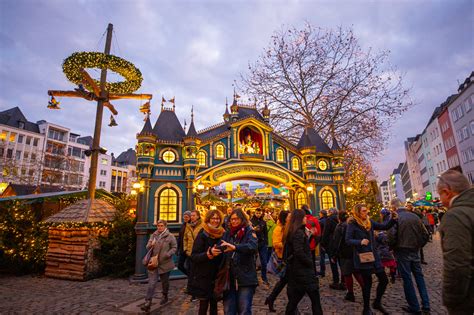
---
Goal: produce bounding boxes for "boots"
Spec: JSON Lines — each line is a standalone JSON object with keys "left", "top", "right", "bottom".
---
{"left": 344, "top": 292, "right": 355, "bottom": 302}
{"left": 264, "top": 297, "right": 276, "bottom": 312}
{"left": 372, "top": 302, "right": 389, "bottom": 315}
{"left": 141, "top": 300, "right": 151, "bottom": 312}
{"left": 160, "top": 293, "right": 169, "bottom": 305}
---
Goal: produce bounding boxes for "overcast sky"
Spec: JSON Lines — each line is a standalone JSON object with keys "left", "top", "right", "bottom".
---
{"left": 0, "top": 0, "right": 472, "bottom": 182}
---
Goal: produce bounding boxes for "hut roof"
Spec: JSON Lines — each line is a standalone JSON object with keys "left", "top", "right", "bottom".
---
{"left": 45, "top": 199, "right": 116, "bottom": 223}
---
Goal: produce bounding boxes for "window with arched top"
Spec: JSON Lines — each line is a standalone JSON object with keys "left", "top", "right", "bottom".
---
{"left": 297, "top": 191, "right": 306, "bottom": 209}
{"left": 276, "top": 148, "right": 285, "bottom": 162}
{"left": 321, "top": 190, "right": 335, "bottom": 210}
{"left": 197, "top": 151, "right": 207, "bottom": 167}
{"left": 292, "top": 157, "right": 300, "bottom": 171}
{"left": 215, "top": 143, "right": 225, "bottom": 159}
{"left": 157, "top": 188, "right": 179, "bottom": 223}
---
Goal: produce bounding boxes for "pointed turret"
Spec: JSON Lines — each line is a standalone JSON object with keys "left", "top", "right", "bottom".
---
{"left": 152, "top": 107, "right": 185, "bottom": 142}
{"left": 331, "top": 137, "right": 341, "bottom": 151}
{"left": 186, "top": 106, "right": 198, "bottom": 137}
{"left": 297, "top": 126, "right": 331, "bottom": 153}
{"left": 223, "top": 98, "right": 230, "bottom": 122}
{"left": 139, "top": 116, "right": 153, "bottom": 135}
{"left": 262, "top": 98, "right": 270, "bottom": 122}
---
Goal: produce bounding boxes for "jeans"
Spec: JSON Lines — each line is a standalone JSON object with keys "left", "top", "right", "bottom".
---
{"left": 146, "top": 270, "right": 170, "bottom": 301}
{"left": 257, "top": 244, "right": 268, "bottom": 282}
{"left": 177, "top": 252, "right": 188, "bottom": 275}
{"left": 223, "top": 286, "right": 256, "bottom": 315}
{"left": 319, "top": 247, "right": 326, "bottom": 275}
{"left": 360, "top": 269, "right": 388, "bottom": 310}
{"left": 329, "top": 258, "right": 340, "bottom": 284}
{"left": 395, "top": 249, "right": 430, "bottom": 311}
{"left": 199, "top": 298, "right": 218, "bottom": 315}
{"left": 285, "top": 284, "right": 323, "bottom": 315}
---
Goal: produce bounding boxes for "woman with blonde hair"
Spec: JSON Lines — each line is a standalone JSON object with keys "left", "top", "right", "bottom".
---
{"left": 345, "top": 204, "right": 397, "bottom": 315}
{"left": 187, "top": 209, "right": 226, "bottom": 315}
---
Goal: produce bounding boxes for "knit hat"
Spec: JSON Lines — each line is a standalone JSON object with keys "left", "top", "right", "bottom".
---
{"left": 183, "top": 210, "right": 192, "bottom": 217}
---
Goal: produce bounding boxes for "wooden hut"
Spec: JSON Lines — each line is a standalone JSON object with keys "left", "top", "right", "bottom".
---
{"left": 44, "top": 199, "right": 116, "bottom": 281}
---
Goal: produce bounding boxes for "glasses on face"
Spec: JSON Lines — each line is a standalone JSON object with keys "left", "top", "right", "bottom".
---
{"left": 210, "top": 217, "right": 220, "bottom": 221}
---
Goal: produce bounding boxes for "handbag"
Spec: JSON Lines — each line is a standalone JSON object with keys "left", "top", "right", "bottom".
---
{"left": 267, "top": 251, "right": 287, "bottom": 278}
{"left": 147, "top": 255, "right": 159, "bottom": 270}
{"left": 142, "top": 248, "right": 153, "bottom": 266}
{"left": 213, "top": 256, "right": 230, "bottom": 301}
{"left": 359, "top": 251, "right": 375, "bottom": 263}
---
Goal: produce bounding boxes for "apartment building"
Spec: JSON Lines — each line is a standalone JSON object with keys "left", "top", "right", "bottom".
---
{"left": 404, "top": 135, "right": 423, "bottom": 199}
{"left": 400, "top": 161, "right": 412, "bottom": 200}
{"left": 388, "top": 163, "right": 405, "bottom": 201}
{"left": 449, "top": 72, "right": 474, "bottom": 183}
{"left": 379, "top": 180, "right": 390, "bottom": 206}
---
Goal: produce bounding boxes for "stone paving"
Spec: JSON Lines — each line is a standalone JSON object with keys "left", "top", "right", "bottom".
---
{"left": 0, "top": 233, "right": 447, "bottom": 314}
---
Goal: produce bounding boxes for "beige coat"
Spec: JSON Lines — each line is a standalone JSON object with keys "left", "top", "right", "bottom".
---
{"left": 183, "top": 220, "right": 203, "bottom": 256}
{"left": 146, "top": 229, "right": 177, "bottom": 274}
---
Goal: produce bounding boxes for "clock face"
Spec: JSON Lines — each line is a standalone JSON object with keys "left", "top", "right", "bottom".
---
{"left": 163, "top": 150, "right": 176, "bottom": 163}
{"left": 318, "top": 160, "right": 328, "bottom": 171}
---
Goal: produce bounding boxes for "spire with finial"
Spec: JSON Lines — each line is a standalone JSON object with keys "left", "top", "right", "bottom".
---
{"left": 330, "top": 123, "right": 342, "bottom": 151}
{"left": 231, "top": 89, "right": 239, "bottom": 114}
{"left": 223, "top": 97, "right": 230, "bottom": 122}
{"left": 186, "top": 105, "right": 197, "bottom": 137}
{"left": 262, "top": 97, "right": 270, "bottom": 121}
{"left": 139, "top": 115, "right": 153, "bottom": 135}
{"left": 183, "top": 119, "right": 187, "bottom": 133}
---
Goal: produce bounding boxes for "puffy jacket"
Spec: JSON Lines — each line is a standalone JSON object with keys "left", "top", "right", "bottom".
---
{"left": 250, "top": 216, "right": 267, "bottom": 246}
{"left": 272, "top": 223, "right": 285, "bottom": 259}
{"left": 183, "top": 220, "right": 203, "bottom": 256}
{"left": 321, "top": 214, "right": 338, "bottom": 251}
{"left": 266, "top": 219, "right": 276, "bottom": 247}
{"left": 187, "top": 229, "right": 223, "bottom": 299}
{"left": 222, "top": 225, "right": 258, "bottom": 287}
{"left": 345, "top": 219, "right": 396, "bottom": 270}
{"left": 305, "top": 214, "right": 321, "bottom": 250}
{"left": 146, "top": 229, "right": 177, "bottom": 274}
{"left": 286, "top": 225, "right": 318, "bottom": 291}
{"left": 439, "top": 188, "right": 474, "bottom": 311}
{"left": 388, "top": 208, "right": 429, "bottom": 250}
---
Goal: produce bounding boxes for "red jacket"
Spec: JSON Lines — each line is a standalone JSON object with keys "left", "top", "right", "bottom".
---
{"left": 426, "top": 213, "right": 435, "bottom": 225}
{"left": 305, "top": 214, "right": 321, "bottom": 250}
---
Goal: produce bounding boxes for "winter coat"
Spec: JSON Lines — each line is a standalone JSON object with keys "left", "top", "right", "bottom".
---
{"left": 388, "top": 208, "right": 429, "bottom": 250}
{"left": 187, "top": 229, "right": 223, "bottom": 299}
{"left": 286, "top": 225, "right": 318, "bottom": 291}
{"left": 183, "top": 220, "right": 203, "bottom": 256}
{"left": 272, "top": 223, "right": 285, "bottom": 259}
{"left": 250, "top": 216, "right": 267, "bottom": 247}
{"left": 439, "top": 188, "right": 474, "bottom": 311}
{"left": 345, "top": 219, "right": 396, "bottom": 271}
{"left": 330, "top": 222, "right": 352, "bottom": 259}
{"left": 266, "top": 219, "right": 276, "bottom": 247}
{"left": 222, "top": 225, "right": 258, "bottom": 287}
{"left": 146, "top": 229, "right": 177, "bottom": 274}
{"left": 375, "top": 231, "right": 395, "bottom": 261}
{"left": 305, "top": 214, "right": 321, "bottom": 250}
{"left": 321, "top": 214, "right": 338, "bottom": 251}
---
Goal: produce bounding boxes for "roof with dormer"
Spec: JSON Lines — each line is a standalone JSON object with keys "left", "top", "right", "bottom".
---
{"left": 0, "top": 107, "right": 40, "bottom": 133}
{"left": 297, "top": 127, "right": 331, "bottom": 153}
{"left": 152, "top": 109, "right": 186, "bottom": 142}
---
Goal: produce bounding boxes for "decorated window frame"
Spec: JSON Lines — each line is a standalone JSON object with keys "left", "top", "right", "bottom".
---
{"left": 319, "top": 187, "right": 336, "bottom": 210}
{"left": 159, "top": 147, "right": 179, "bottom": 164}
{"left": 276, "top": 148, "right": 285, "bottom": 163}
{"left": 291, "top": 157, "right": 300, "bottom": 171}
{"left": 154, "top": 184, "right": 182, "bottom": 224}
{"left": 197, "top": 150, "right": 207, "bottom": 167}
{"left": 214, "top": 143, "right": 226, "bottom": 159}
{"left": 317, "top": 158, "right": 329, "bottom": 171}
{"left": 296, "top": 190, "right": 307, "bottom": 209}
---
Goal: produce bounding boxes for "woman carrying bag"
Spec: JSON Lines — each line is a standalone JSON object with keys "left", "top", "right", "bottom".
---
{"left": 345, "top": 204, "right": 397, "bottom": 315}
{"left": 141, "top": 220, "right": 177, "bottom": 312}
{"left": 187, "top": 209, "right": 225, "bottom": 315}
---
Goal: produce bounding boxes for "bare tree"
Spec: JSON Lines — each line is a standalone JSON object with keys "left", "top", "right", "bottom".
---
{"left": 241, "top": 24, "right": 412, "bottom": 157}
{"left": 0, "top": 141, "right": 42, "bottom": 185}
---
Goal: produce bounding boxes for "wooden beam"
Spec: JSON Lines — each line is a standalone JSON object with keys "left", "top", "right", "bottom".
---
{"left": 103, "top": 101, "right": 118, "bottom": 115}
{"left": 80, "top": 69, "right": 100, "bottom": 97}
{"left": 48, "top": 90, "right": 94, "bottom": 100}
{"left": 109, "top": 93, "right": 153, "bottom": 101}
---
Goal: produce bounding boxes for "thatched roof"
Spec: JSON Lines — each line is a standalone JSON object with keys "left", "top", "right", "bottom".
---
{"left": 45, "top": 199, "right": 116, "bottom": 223}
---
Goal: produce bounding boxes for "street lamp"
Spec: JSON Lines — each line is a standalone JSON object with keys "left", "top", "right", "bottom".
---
{"left": 306, "top": 185, "right": 314, "bottom": 193}
{"left": 197, "top": 184, "right": 205, "bottom": 191}
{"left": 346, "top": 186, "right": 353, "bottom": 193}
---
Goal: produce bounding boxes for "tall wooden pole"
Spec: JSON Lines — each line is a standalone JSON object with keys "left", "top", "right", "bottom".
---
{"left": 88, "top": 23, "right": 113, "bottom": 201}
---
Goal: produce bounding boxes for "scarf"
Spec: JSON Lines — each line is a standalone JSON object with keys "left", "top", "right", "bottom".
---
{"left": 189, "top": 219, "right": 201, "bottom": 228}
{"left": 352, "top": 213, "right": 372, "bottom": 231}
{"left": 203, "top": 223, "right": 224, "bottom": 239}
{"left": 230, "top": 224, "right": 246, "bottom": 242}
{"left": 153, "top": 228, "right": 169, "bottom": 241}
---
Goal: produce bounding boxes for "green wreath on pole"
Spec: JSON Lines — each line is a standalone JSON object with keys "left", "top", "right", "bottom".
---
{"left": 62, "top": 52, "right": 143, "bottom": 94}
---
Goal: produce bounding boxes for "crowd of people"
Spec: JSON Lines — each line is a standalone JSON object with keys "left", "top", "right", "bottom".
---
{"left": 139, "top": 169, "right": 473, "bottom": 315}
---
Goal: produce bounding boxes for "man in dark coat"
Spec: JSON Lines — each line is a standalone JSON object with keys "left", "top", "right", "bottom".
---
{"left": 250, "top": 208, "right": 269, "bottom": 285}
{"left": 388, "top": 198, "right": 430, "bottom": 314}
{"left": 321, "top": 207, "right": 344, "bottom": 290}
{"left": 437, "top": 170, "right": 474, "bottom": 315}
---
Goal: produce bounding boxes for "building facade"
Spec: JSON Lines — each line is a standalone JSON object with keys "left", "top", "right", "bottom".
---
{"left": 449, "top": 72, "right": 474, "bottom": 183}
{"left": 379, "top": 180, "right": 390, "bottom": 206}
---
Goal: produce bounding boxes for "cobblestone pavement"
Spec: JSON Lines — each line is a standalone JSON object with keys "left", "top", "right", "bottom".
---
{"left": 0, "top": 233, "right": 447, "bottom": 314}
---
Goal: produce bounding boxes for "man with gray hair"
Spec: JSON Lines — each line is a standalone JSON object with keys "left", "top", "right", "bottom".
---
{"left": 437, "top": 170, "right": 474, "bottom": 315}
{"left": 388, "top": 198, "right": 430, "bottom": 314}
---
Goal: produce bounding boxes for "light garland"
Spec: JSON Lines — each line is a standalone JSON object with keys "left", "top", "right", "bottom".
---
{"left": 62, "top": 52, "right": 143, "bottom": 94}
